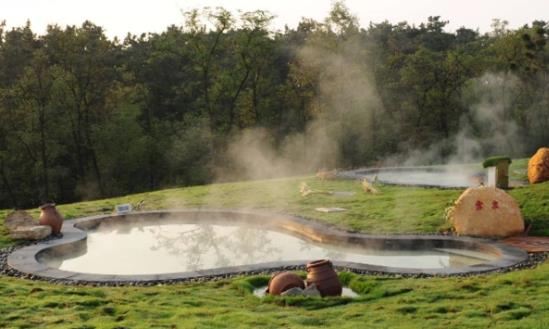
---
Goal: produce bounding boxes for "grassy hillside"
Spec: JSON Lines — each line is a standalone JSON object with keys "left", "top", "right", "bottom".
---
{"left": 0, "top": 264, "right": 547, "bottom": 328}
{"left": 2, "top": 161, "right": 547, "bottom": 249}
{"left": 0, "top": 159, "right": 548, "bottom": 328}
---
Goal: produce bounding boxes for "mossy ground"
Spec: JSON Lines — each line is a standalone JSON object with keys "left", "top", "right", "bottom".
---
{"left": 0, "top": 264, "right": 547, "bottom": 328}
{"left": 0, "top": 159, "right": 548, "bottom": 328}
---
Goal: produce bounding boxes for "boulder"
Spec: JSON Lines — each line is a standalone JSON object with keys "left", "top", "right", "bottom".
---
{"left": 451, "top": 186, "right": 524, "bottom": 238}
{"left": 280, "top": 287, "right": 305, "bottom": 296}
{"left": 528, "top": 147, "right": 549, "bottom": 184}
{"left": 280, "top": 284, "right": 321, "bottom": 297}
{"left": 302, "top": 283, "right": 322, "bottom": 297}
{"left": 10, "top": 225, "right": 52, "bottom": 240}
{"left": 5, "top": 210, "right": 36, "bottom": 231}
{"left": 316, "top": 169, "right": 337, "bottom": 180}
{"left": 5, "top": 210, "right": 52, "bottom": 240}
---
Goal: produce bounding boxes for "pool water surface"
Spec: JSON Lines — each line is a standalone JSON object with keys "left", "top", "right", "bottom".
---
{"left": 39, "top": 221, "right": 497, "bottom": 275}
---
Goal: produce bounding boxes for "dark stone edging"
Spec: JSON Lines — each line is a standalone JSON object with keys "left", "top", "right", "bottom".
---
{"left": 0, "top": 245, "right": 546, "bottom": 287}
{"left": 4, "top": 209, "right": 532, "bottom": 286}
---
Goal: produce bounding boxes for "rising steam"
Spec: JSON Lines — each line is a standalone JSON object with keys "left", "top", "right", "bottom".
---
{"left": 385, "top": 72, "right": 526, "bottom": 166}
{"left": 215, "top": 32, "right": 382, "bottom": 181}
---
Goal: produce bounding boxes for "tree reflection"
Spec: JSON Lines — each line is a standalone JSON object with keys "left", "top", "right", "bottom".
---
{"left": 148, "top": 224, "right": 284, "bottom": 271}
{"left": 94, "top": 220, "right": 355, "bottom": 271}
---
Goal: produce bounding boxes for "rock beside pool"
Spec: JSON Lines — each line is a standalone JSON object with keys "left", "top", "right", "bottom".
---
{"left": 528, "top": 147, "right": 549, "bottom": 184}
{"left": 5, "top": 211, "right": 36, "bottom": 231}
{"left": 451, "top": 187, "right": 524, "bottom": 238}
{"left": 316, "top": 169, "right": 337, "bottom": 180}
{"left": 5, "top": 210, "right": 52, "bottom": 240}
{"left": 10, "top": 225, "right": 52, "bottom": 240}
{"left": 280, "top": 283, "right": 321, "bottom": 297}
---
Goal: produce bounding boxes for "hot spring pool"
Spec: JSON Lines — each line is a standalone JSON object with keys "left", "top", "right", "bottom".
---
{"left": 339, "top": 165, "right": 485, "bottom": 188}
{"left": 39, "top": 222, "right": 497, "bottom": 275}
{"left": 8, "top": 211, "right": 527, "bottom": 283}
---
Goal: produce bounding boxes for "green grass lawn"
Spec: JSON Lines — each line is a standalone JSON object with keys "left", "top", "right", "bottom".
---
{"left": 1, "top": 159, "right": 548, "bottom": 328}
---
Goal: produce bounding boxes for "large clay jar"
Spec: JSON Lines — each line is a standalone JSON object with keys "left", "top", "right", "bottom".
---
{"left": 266, "top": 272, "right": 305, "bottom": 295}
{"left": 39, "top": 203, "right": 63, "bottom": 235}
{"left": 306, "top": 259, "right": 342, "bottom": 297}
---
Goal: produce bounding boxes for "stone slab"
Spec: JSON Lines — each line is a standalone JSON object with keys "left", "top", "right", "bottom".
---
{"left": 501, "top": 236, "right": 549, "bottom": 253}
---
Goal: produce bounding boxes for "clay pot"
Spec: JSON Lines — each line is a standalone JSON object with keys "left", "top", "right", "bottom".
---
{"left": 306, "top": 259, "right": 342, "bottom": 297}
{"left": 266, "top": 271, "right": 305, "bottom": 296}
{"left": 39, "top": 203, "right": 63, "bottom": 235}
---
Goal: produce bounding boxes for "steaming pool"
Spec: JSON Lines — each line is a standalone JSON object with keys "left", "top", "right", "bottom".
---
{"left": 8, "top": 211, "right": 527, "bottom": 283}
{"left": 338, "top": 165, "right": 486, "bottom": 188}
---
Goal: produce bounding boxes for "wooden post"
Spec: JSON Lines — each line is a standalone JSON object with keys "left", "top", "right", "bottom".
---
{"left": 495, "top": 161, "right": 510, "bottom": 189}
{"left": 483, "top": 156, "right": 512, "bottom": 190}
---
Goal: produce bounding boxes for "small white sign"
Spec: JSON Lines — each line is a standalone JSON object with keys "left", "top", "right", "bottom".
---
{"left": 115, "top": 204, "right": 133, "bottom": 214}
{"left": 487, "top": 167, "right": 496, "bottom": 187}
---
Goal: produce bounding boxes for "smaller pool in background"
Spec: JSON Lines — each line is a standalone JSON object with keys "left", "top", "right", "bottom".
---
{"left": 339, "top": 165, "right": 485, "bottom": 188}
{"left": 39, "top": 221, "right": 497, "bottom": 275}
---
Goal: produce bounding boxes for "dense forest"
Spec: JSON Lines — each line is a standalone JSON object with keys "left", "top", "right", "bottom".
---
{"left": 1, "top": 2, "right": 548, "bottom": 208}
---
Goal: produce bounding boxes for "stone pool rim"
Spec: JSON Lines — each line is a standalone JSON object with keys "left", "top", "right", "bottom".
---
{"left": 7, "top": 209, "right": 528, "bottom": 283}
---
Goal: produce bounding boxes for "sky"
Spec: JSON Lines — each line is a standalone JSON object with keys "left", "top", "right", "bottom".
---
{"left": 2, "top": 0, "right": 548, "bottom": 39}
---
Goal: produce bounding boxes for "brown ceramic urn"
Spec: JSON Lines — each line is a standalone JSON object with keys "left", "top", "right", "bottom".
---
{"left": 266, "top": 271, "right": 305, "bottom": 295}
{"left": 306, "top": 259, "right": 342, "bottom": 297}
{"left": 39, "top": 203, "right": 63, "bottom": 235}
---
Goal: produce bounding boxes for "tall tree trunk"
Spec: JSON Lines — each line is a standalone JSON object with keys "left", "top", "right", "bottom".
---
{"left": 38, "top": 103, "right": 49, "bottom": 199}
{"left": 88, "top": 145, "right": 103, "bottom": 194}
{"left": 67, "top": 86, "right": 86, "bottom": 178}
{"left": 252, "top": 68, "right": 261, "bottom": 123}
{"left": 34, "top": 65, "right": 50, "bottom": 200}
{"left": 228, "top": 65, "right": 251, "bottom": 130}
{"left": 148, "top": 151, "right": 156, "bottom": 190}
{"left": 83, "top": 102, "right": 104, "bottom": 195}
{"left": 0, "top": 159, "right": 18, "bottom": 207}
{"left": 201, "top": 28, "right": 225, "bottom": 132}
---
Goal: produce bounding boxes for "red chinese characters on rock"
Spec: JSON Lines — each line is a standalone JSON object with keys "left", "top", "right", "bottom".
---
{"left": 474, "top": 200, "right": 500, "bottom": 211}
{"left": 452, "top": 186, "right": 524, "bottom": 237}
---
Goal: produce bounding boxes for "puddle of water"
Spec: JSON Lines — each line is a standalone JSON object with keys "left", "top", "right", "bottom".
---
{"left": 40, "top": 222, "right": 497, "bottom": 275}
{"left": 253, "top": 285, "right": 359, "bottom": 298}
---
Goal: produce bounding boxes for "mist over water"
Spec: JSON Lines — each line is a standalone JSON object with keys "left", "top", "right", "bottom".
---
{"left": 384, "top": 72, "right": 527, "bottom": 167}
{"left": 163, "top": 5, "right": 549, "bottom": 201}
{"left": 215, "top": 32, "right": 383, "bottom": 182}
{"left": 216, "top": 49, "right": 534, "bottom": 182}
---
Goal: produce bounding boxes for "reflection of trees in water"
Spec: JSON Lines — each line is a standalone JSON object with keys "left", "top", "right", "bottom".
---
{"left": 104, "top": 221, "right": 373, "bottom": 266}
{"left": 323, "top": 249, "right": 346, "bottom": 260}
{"left": 295, "top": 238, "right": 345, "bottom": 260}
{"left": 148, "top": 224, "right": 282, "bottom": 271}
{"left": 439, "top": 257, "right": 447, "bottom": 268}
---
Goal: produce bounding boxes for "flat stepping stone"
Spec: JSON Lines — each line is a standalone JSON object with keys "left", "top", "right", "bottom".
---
{"left": 10, "top": 225, "right": 52, "bottom": 240}
{"left": 315, "top": 207, "right": 347, "bottom": 213}
{"left": 330, "top": 191, "right": 356, "bottom": 197}
{"left": 501, "top": 236, "right": 549, "bottom": 252}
